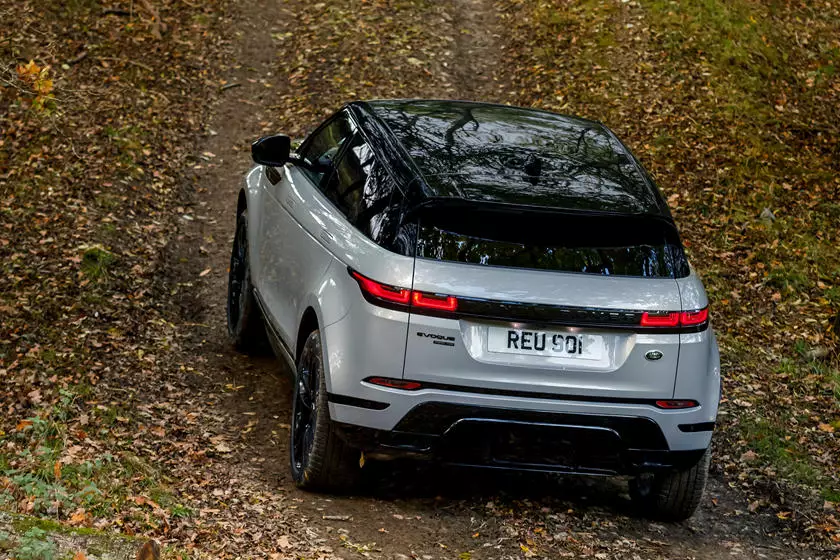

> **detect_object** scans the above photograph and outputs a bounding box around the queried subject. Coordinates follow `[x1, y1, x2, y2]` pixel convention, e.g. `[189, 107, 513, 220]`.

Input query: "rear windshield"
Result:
[415, 207, 689, 278]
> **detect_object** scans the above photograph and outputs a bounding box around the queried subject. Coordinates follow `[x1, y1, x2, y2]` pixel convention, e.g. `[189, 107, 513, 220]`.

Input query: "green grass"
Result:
[10, 527, 57, 560]
[739, 416, 823, 488]
[830, 368, 840, 401]
[80, 246, 116, 281]
[0, 385, 175, 526]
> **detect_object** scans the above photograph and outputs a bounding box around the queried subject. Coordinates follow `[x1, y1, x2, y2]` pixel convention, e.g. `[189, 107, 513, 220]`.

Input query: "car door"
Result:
[257, 112, 355, 349]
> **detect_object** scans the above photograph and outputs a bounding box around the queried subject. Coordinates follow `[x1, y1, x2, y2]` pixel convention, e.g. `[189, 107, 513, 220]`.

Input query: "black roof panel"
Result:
[359, 99, 667, 216]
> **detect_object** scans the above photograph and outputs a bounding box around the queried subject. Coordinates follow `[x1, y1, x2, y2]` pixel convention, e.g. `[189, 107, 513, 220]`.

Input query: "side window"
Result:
[380, 187, 416, 256]
[357, 165, 404, 251]
[321, 133, 375, 219]
[298, 113, 354, 186]
[322, 133, 412, 255]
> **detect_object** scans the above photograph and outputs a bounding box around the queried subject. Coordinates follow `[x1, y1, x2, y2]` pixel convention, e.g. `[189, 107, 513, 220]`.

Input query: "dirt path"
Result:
[164, 0, 827, 558]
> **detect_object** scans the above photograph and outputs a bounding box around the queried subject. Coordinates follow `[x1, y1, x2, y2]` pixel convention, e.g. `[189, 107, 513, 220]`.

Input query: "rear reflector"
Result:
[655, 400, 699, 409]
[366, 377, 423, 391]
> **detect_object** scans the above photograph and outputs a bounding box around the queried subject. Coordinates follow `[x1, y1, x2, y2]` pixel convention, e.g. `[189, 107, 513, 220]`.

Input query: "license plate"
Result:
[487, 327, 605, 360]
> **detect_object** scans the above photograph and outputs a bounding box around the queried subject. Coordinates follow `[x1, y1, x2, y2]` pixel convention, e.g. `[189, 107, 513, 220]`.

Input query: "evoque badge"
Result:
[645, 350, 664, 361]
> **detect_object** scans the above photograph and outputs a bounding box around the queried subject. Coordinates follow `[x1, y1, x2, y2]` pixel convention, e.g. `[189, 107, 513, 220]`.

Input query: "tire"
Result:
[290, 330, 360, 491]
[226, 208, 268, 353]
[629, 448, 711, 521]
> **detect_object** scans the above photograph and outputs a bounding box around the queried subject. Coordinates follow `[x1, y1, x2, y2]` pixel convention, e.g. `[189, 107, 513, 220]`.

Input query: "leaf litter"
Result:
[1, 0, 838, 558]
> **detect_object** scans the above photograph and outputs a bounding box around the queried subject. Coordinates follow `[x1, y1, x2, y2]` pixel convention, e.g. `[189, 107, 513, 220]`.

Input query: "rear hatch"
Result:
[402, 204, 688, 400]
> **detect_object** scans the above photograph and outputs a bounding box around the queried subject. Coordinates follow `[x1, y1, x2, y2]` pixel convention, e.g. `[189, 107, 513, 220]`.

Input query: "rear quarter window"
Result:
[323, 134, 415, 256]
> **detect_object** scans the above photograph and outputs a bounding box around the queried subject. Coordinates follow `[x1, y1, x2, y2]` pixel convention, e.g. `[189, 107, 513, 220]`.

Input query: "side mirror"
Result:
[251, 135, 291, 167]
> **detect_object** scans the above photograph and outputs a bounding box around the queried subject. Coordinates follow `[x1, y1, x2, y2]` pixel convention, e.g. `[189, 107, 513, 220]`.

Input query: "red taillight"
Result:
[350, 271, 410, 305]
[640, 307, 709, 329]
[412, 291, 458, 312]
[640, 311, 680, 327]
[350, 270, 457, 313]
[366, 377, 423, 390]
[655, 399, 699, 409]
[680, 308, 709, 326]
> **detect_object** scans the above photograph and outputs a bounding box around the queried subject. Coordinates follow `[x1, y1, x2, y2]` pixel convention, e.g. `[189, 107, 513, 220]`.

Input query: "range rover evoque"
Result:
[227, 99, 720, 520]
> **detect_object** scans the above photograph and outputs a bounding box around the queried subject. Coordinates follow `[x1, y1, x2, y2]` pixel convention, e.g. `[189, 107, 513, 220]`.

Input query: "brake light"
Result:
[412, 291, 458, 312]
[350, 270, 458, 313]
[366, 377, 423, 390]
[640, 307, 709, 329]
[655, 400, 699, 409]
[350, 271, 410, 305]
[640, 312, 679, 327]
[680, 308, 709, 326]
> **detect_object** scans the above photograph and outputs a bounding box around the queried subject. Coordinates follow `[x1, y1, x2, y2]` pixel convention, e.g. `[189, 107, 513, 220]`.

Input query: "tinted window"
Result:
[299, 113, 354, 186]
[415, 207, 688, 278]
[368, 100, 664, 215]
[323, 134, 412, 254]
[322, 133, 374, 218]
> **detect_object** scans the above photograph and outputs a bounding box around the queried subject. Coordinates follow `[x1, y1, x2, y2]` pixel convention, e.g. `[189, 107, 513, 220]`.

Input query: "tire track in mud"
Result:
[166, 0, 825, 558]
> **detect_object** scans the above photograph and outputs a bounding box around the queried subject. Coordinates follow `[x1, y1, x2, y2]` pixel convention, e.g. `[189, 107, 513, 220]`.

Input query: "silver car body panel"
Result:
[246, 164, 414, 392]
[243, 146, 720, 459]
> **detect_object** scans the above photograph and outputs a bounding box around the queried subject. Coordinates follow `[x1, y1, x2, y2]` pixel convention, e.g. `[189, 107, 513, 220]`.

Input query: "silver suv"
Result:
[227, 100, 720, 520]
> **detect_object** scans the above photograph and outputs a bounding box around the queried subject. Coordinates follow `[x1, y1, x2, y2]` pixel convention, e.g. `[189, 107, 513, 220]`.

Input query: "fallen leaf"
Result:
[131, 496, 161, 509]
[69, 509, 90, 526]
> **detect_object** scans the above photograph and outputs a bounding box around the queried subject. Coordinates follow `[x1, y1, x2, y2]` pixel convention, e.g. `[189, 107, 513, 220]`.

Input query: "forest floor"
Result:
[1, 0, 838, 558]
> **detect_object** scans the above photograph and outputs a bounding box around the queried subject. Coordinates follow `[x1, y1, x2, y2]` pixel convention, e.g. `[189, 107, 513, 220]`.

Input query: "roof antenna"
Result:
[524, 154, 542, 185]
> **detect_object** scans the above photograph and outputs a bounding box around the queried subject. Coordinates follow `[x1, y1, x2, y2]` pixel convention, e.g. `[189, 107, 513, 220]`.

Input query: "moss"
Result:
[7, 512, 142, 541]
[80, 246, 116, 281]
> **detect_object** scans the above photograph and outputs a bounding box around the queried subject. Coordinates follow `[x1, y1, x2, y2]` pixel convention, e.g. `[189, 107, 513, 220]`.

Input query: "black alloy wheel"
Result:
[290, 330, 360, 490]
[291, 339, 319, 476]
[226, 209, 267, 352]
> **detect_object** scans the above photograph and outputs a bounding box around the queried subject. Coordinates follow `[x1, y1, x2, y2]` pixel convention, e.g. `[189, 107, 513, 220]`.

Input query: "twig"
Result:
[97, 57, 154, 73]
[137, 0, 167, 39]
[101, 8, 132, 16]
[66, 51, 88, 65]
[220, 83, 241, 92]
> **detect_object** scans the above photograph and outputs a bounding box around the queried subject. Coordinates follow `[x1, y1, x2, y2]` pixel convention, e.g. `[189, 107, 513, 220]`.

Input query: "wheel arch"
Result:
[296, 307, 320, 363]
[237, 188, 247, 216]
[240, 166, 268, 292]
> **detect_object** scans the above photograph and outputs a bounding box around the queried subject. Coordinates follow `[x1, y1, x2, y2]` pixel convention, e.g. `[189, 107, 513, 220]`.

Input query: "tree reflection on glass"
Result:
[372, 100, 663, 214]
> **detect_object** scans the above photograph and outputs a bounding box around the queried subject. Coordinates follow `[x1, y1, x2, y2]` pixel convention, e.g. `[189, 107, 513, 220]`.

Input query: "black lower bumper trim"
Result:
[335, 423, 706, 474]
[678, 421, 716, 433]
[395, 402, 670, 450]
[327, 392, 390, 410]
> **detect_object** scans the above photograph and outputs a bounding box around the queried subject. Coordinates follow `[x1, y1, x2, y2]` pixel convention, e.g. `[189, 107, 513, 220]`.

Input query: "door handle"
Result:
[319, 229, 335, 245]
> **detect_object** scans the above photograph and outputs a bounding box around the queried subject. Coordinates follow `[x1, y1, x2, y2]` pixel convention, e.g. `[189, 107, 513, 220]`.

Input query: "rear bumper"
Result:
[334, 401, 708, 475]
[328, 381, 717, 452]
